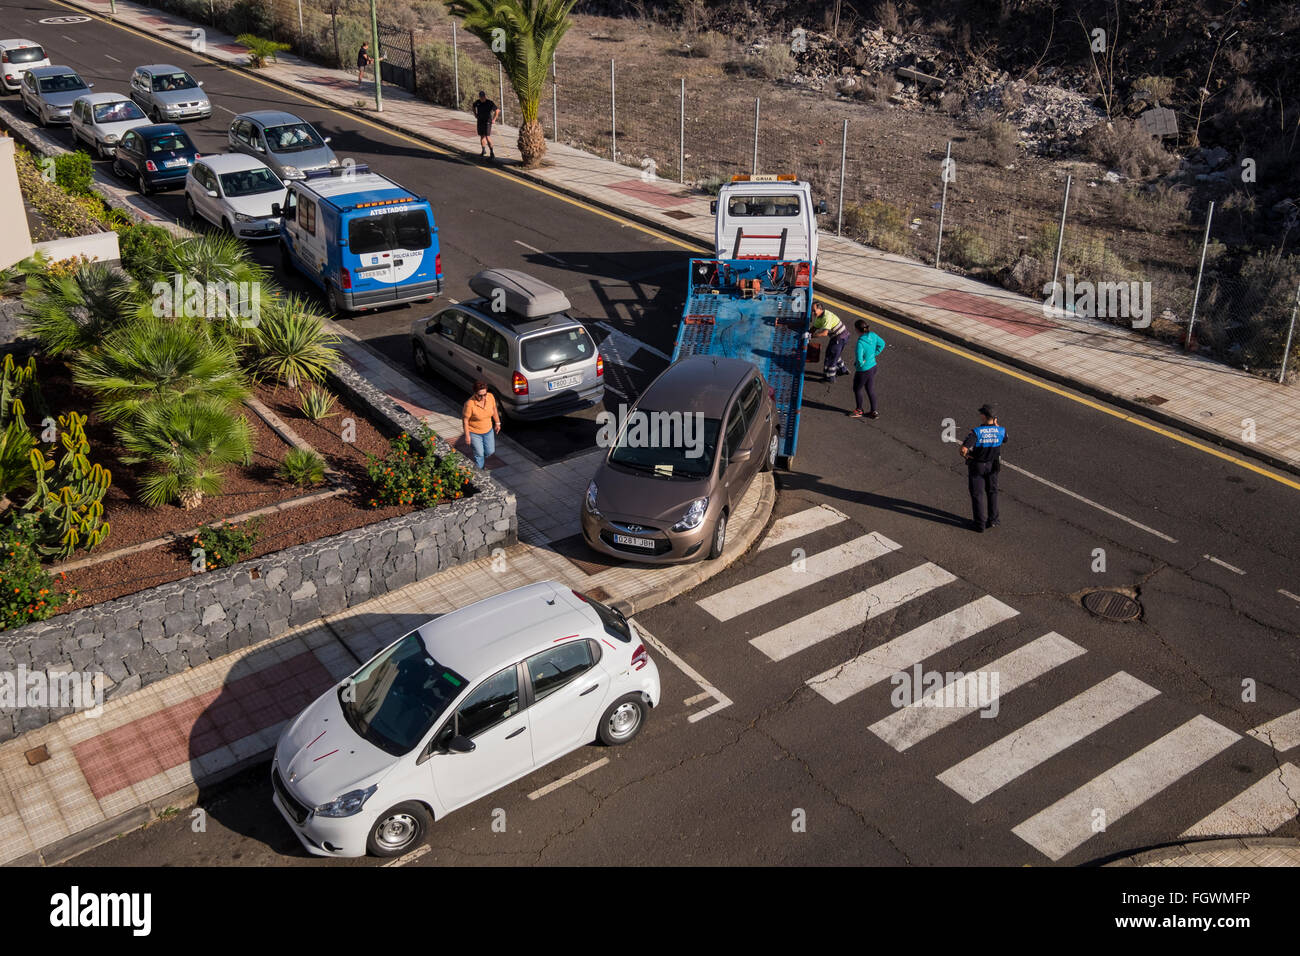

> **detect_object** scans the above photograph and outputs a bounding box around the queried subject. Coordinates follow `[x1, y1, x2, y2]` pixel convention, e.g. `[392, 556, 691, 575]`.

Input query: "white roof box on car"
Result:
[468, 269, 571, 318]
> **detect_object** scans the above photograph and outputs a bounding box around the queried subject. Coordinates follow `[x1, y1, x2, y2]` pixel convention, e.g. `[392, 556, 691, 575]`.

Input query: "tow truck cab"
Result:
[711, 174, 828, 273]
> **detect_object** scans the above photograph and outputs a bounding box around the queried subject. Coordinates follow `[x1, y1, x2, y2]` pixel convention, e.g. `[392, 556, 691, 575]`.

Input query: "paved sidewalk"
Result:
[60, 0, 1300, 476]
[1105, 837, 1300, 867]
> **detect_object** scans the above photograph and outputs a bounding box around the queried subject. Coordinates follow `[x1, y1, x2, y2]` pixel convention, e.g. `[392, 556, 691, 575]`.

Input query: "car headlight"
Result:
[327, 158, 340, 168]
[234, 213, 258, 223]
[584, 480, 600, 516]
[281, 165, 303, 179]
[105, 133, 119, 143]
[314, 785, 378, 818]
[671, 497, 709, 532]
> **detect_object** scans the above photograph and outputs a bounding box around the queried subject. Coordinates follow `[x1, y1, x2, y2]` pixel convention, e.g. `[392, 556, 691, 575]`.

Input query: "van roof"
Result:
[298, 170, 418, 208]
[415, 581, 597, 678]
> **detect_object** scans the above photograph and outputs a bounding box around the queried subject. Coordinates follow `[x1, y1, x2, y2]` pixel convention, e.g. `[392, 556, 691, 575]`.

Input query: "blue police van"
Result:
[274, 165, 442, 315]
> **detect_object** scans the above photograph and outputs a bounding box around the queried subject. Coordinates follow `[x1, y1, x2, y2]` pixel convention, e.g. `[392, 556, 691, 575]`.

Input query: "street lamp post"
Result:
[369, 0, 383, 112]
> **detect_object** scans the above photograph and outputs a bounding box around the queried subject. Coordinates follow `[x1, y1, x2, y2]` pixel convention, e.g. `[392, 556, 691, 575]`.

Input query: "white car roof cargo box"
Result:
[469, 269, 571, 318]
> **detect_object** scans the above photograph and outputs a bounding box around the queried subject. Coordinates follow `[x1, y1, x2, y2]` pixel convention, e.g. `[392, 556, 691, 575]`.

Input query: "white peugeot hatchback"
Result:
[271, 581, 661, 858]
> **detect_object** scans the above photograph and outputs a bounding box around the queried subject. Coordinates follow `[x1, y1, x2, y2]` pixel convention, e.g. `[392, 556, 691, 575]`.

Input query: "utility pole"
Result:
[369, 0, 383, 112]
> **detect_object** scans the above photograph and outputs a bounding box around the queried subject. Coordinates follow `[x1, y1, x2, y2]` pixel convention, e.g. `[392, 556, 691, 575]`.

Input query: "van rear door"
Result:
[716, 188, 812, 262]
[346, 205, 434, 303]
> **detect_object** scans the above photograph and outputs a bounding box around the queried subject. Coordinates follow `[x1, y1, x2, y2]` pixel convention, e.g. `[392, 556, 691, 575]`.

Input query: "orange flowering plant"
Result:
[363, 428, 473, 509]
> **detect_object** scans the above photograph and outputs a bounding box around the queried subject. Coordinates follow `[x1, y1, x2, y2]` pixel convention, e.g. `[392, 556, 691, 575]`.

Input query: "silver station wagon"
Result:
[129, 64, 211, 122]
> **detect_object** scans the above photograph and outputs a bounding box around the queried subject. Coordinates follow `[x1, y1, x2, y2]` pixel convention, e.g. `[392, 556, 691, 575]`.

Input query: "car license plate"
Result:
[547, 374, 582, 391]
[613, 533, 655, 549]
[164, 158, 188, 168]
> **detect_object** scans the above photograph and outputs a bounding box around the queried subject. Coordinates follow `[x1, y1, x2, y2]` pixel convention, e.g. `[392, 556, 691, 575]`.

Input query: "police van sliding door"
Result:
[347, 206, 432, 302]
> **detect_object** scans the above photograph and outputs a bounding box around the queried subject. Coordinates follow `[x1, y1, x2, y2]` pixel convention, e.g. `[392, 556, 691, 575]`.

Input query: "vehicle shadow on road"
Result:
[780, 470, 969, 529]
[188, 611, 431, 861]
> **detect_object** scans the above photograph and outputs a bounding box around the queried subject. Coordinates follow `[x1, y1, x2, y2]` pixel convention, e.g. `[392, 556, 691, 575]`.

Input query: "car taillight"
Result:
[193, 153, 201, 159]
[512, 371, 527, 395]
[144, 160, 157, 172]
[596, 353, 604, 377]
[435, 252, 441, 276]
[631, 643, 648, 671]
[340, 267, 352, 290]
[768, 385, 775, 401]
[571, 590, 589, 603]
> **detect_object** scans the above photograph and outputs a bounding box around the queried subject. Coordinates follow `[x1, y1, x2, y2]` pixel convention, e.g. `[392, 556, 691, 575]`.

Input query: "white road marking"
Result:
[215, 105, 236, 115]
[1279, 589, 1300, 605]
[104, 54, 121, 63]
[601, 382, 628, 400]
[382, 844, 431, 867]
[1203, 554, 1246, 575]
[699, 532, 900, 622]
[756, 504, 847, 553]
[1247, 707, 1300, 752]
[513, 239, 566, 266]
[62, 34, 78, 43]
[1011, 715, 1240, 861]
[868, 631, 1086, 751]
[1001, 462, 1178, 543]
[938, 672, 1160, 803]
[635, 623, 732, 722]
[527, 757, 609, 800]
[1181, 762, 1300, 837]
[805, 594, 1019, 702]
[683, 692, 711, 706]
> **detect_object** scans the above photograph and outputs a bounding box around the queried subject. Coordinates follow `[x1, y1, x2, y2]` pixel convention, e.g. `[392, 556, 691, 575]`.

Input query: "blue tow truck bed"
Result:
[672, 257, 813, 467]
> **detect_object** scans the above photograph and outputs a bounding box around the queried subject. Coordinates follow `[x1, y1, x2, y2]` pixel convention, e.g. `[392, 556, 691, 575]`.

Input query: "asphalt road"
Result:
[7, 0, 1298, 867]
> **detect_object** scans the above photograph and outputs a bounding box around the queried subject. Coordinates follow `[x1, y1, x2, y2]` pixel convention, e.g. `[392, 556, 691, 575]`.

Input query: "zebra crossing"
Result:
[694, 504, 1300, 861]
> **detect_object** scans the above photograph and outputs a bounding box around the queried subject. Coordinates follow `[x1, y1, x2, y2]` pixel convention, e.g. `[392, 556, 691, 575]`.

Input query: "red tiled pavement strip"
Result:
[431, 119, 479, 137]
[605, 178, 694, 208]
[72, 653, 334, 800]
[921, 290, 1057, 338]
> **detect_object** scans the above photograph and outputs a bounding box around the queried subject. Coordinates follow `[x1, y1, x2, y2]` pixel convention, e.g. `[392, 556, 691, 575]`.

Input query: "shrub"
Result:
[118, 397, 253, 509]
[299, 386, 337, 421]
[726, 45, 793, 79]
[943, 228, 994, 270]
[54, 151, 95, 197]
[23, 410, 112, 559]
[364, 429, 474, 509]
[279, 447, 326, 487]
[21, 260, 138, 357]
[842, 199, 912, 255]
[115, 223, 176, 285]
[0, 514, 73, 630]
[12, 146, 108, 238]
[236, 34, 290, 68]
[248, 296, 340, 388]
[190, 518, 261, 571]
[978, 118, 1020, 166]
[682, 31, 725, 58]
[1084, 119, 1177, 179]
[415, 40, 496, 112]
[1131, 75, 1174, 106]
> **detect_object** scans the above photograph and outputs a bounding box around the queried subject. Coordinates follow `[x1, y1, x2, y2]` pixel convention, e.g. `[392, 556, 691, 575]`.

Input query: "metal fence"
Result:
[139, 0, 1300, 383]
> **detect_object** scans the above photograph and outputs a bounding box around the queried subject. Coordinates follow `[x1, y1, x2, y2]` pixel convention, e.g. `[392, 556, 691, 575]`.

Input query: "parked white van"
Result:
[271, 581, 660, 857]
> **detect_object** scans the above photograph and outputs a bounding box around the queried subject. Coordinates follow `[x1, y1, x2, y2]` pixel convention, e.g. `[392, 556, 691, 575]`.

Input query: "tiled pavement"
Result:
[1107, 838, 1300, 867]
[66, 0, 1300, 476]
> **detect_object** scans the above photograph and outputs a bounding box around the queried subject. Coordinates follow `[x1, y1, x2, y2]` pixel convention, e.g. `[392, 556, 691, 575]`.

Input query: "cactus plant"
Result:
[24, 411, 111, 558]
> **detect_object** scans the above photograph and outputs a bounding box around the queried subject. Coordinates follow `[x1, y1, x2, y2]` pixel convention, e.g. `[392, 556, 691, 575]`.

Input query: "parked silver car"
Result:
[129, 64, 211, 122]
[410, 270, 605, 421]
[19, 65, 93, 125]
[227, 110, 337, 181]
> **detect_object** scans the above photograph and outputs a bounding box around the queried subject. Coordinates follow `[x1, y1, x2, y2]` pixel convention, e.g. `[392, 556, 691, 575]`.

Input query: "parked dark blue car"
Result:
[110, 123, 200, 195]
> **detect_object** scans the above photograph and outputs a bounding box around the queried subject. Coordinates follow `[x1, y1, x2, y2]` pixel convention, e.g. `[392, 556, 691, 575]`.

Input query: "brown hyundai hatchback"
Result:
[580, 355, 777, 563]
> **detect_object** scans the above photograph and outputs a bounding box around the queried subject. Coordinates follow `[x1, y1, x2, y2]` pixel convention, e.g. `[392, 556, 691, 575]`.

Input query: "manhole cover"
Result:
[1082, 589, 1142, 621]
[663, 210, 694, 220]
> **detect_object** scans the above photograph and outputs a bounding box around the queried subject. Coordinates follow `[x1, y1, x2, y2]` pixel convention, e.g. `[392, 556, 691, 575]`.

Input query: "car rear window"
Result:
[348, 208, 431, 255]
[727, 195, 800, 217]
[7, 47, 46, 64]
[147, 133, 193, 153]
[521, 327, 593, 372]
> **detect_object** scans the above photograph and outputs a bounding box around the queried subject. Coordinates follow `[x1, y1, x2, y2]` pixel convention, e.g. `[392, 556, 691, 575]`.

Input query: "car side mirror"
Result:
[87, 82, 95, 88]
[197, 80, 204, 87]
[732, 448, 752, 464]
[323, 136, 332, 144]
[447, 734, 476, 754]
[206, 189, 218, 198]
[710, 200, 718, 215]
[256, 143, 265, 153]
[271, 202, 281, 217]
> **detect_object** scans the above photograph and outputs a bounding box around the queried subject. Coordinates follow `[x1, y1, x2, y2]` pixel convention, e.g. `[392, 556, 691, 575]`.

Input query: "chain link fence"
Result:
[134, 0, 1300, 383]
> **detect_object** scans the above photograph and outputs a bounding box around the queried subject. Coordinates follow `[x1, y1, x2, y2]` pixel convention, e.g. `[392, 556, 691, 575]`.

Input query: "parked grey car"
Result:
[129, 64, 211, 122]
[228, 110, 337, 181]
[19, 65, 92, 125]
[70, 92, 150, 158]
[409, 270, 605, 421]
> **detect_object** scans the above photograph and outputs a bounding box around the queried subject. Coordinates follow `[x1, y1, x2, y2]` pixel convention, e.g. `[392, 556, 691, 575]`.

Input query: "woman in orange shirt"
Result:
[462, 380, 501, 469]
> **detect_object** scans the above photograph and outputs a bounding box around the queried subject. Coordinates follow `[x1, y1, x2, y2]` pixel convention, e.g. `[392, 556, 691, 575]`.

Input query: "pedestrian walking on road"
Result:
[960, 404, 1006, 532]
[357, 42, 374, 86]
[462, 380, 501, 469]
[848, 319, 886, 419]
[473, 90, 500, 159]
[809, 302, 851, 380]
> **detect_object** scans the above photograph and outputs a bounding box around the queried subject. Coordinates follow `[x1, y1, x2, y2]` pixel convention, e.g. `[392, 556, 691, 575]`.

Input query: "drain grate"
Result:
[1082, 589, 1142, 621]
[663, 210, 694, 220]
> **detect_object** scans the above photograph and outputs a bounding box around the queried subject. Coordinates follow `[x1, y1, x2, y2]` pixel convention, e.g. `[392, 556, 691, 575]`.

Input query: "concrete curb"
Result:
[1100, 836, 1300, 867]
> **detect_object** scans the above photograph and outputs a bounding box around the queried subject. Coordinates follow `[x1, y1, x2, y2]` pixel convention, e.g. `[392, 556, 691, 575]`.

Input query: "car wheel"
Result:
[707, 510, 728, 560]
[137, 172, 152, 196]
[761, 428, 779, 472]
[598, 693, 647, 746]
[97, 140, 111, 161]
[185, 193, 199, 221]
[326, 285, 345, 316]
[112, 156, 126, 179]
[412, 343, 430, 377]
[365, 801, 432, 858]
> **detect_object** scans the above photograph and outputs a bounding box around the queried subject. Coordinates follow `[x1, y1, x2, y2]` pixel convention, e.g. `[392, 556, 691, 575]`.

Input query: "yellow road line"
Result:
[62, 0, 1300, 494]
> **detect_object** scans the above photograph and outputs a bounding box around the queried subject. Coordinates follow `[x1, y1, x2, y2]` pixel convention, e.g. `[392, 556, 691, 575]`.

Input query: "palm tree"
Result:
[21, 261, 139, 357]
[118, 396, 252, 509]
[72, 316, 249, 424]
[248, 294, 341, 389]
[445, 0, 578, 167]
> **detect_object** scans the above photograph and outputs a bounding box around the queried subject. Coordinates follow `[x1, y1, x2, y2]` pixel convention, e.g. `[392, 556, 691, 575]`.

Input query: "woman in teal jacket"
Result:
[849, 319, 886, 419]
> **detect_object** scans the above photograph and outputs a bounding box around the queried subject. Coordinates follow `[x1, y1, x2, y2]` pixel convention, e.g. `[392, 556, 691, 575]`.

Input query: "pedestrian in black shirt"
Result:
[357, 42, 374, 86]
[959, 404, 1006, 532]
[473, 90, 500, 158]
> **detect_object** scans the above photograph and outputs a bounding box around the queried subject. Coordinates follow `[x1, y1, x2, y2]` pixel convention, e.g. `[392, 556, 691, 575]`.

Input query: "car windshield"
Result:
[348, 208, 430, 255]
[608, 410, 722, 479]
[338, 631, 467, 757]
[521, 328, 593, 372]
[38, 73, 86, 93]
[220, 167, 283, 196]
[7, 47, 46, 64]
[151, 72, 197, 92]
[264, 122, 324, 153]
[93, 100, 145, 123]
[148, 133, 191, 153]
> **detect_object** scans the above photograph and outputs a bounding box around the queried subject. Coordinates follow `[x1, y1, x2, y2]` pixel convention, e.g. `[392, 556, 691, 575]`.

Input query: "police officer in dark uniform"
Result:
[960, 404, 1006, 532]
